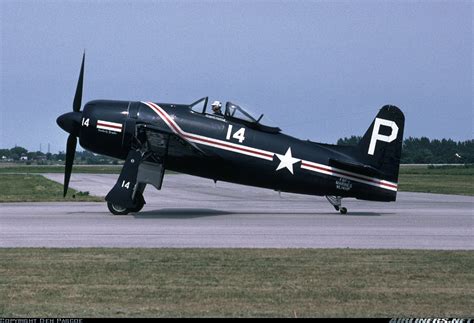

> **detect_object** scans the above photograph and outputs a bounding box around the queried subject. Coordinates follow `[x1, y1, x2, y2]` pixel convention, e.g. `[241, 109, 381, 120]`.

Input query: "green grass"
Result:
[0, 249, 472, 317]
[400, 164, 474, 175]
[398, 165, 474, 195]
[0, 174, 102, 202]
[0, 165, 121, 174]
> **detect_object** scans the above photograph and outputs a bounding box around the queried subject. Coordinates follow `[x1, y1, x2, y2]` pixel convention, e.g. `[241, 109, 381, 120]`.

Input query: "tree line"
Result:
[336, 136, 474, 164]
[0, 147, 118, 165]
[2, 136, 473, 164]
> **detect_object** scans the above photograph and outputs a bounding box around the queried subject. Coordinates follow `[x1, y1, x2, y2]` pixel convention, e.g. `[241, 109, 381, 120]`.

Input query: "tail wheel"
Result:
[107, 202, 130, 215]
[339, 207, 348, 215]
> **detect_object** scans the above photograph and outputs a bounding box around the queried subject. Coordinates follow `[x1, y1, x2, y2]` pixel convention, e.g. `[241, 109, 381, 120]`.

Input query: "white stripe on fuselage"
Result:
[141, 101, 398, 191]
[97, 120, 122, 133]
[142, 101, 274, 160]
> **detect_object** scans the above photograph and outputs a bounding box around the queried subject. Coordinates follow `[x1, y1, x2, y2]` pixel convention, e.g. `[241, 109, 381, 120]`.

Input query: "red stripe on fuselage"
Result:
[146, 101, 274, 159]
[142, 101, 397, 190]
[301, 162, 398, 189]
[97, 122, 122, 130]
[147, 102, 182, 135]
[184, 133, 274, 159]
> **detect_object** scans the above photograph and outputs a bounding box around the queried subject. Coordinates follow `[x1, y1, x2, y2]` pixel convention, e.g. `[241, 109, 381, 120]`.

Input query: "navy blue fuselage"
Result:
[77, 99, 403, 202]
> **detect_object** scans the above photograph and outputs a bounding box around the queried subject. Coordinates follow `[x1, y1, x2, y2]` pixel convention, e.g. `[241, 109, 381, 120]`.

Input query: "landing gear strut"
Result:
[325, 196, 347, 214]
[105, 127, 169, 216]
[105, 150, 148, 215]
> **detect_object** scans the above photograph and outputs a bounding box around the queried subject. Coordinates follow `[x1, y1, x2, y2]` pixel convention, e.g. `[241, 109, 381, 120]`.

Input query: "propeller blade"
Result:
[72, 52, 85, 112]
[63, 134, 77, 197]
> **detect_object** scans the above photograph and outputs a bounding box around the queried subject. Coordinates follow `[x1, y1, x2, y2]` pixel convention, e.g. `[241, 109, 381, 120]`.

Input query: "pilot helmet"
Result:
[211, 100, 222, 110]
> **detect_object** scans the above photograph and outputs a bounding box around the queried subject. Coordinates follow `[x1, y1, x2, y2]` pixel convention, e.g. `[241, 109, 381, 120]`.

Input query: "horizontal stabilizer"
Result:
[329, 158, 384, 178]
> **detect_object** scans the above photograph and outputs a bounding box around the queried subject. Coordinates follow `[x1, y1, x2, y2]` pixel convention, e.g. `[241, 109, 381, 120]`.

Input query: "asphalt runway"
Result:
[1, 173, 472, 249]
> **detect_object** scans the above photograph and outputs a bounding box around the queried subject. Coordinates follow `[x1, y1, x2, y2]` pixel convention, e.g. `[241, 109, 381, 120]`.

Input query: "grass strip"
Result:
[0, 174, 102, 202]
[0, 248, 472, 317]
[0, 165, 121, 174]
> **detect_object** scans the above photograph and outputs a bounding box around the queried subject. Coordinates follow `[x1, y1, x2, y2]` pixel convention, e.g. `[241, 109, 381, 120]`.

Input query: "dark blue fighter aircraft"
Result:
[57, 54, 405, 215]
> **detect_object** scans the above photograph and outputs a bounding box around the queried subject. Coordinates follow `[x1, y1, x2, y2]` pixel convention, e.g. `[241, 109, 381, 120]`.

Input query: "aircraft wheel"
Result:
[339, 207, 347, 215]
[107, 202, 130, 215]
[129, 200, 145, 213]
[129, 192, 145, 213]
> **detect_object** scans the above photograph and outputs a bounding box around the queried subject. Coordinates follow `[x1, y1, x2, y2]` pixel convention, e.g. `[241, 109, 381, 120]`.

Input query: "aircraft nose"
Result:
[57, 111, 82, 134]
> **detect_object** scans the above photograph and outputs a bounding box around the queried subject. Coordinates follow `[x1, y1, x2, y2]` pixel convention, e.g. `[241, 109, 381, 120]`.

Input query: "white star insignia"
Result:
[275, 147, 300, 174]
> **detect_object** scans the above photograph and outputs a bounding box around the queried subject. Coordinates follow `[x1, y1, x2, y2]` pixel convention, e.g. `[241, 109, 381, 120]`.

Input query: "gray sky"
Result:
[1, 0, 472, 153]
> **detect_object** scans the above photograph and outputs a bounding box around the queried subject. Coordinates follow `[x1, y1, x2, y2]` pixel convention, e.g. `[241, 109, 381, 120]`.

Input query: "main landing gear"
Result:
[105, 147, 165, 215]
[107, 192, 145, 215]
[325, 196, 347, 214]
[105, 150, 145, 215]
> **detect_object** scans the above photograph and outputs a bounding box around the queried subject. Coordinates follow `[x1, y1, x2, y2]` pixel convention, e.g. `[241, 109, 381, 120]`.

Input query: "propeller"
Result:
[57, 52, 85, 197]
[73, 52, 85, 113]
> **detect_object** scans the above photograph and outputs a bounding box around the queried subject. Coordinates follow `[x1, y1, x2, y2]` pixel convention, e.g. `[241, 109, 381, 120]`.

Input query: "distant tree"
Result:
[57, 152, 66, 161]
[337, 136, 362, 146]
[9, 146, 28, 160]
[10, 146, 28, 155]
[0, 149, 10, 158]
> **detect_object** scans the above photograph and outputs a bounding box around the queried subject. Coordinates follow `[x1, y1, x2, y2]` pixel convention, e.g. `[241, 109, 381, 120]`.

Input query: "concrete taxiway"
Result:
[0, 173, 472, 249]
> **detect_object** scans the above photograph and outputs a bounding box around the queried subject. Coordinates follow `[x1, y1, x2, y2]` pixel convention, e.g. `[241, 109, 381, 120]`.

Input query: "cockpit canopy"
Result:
[189, 97, 281, 133]
[224, 102, 262, 123]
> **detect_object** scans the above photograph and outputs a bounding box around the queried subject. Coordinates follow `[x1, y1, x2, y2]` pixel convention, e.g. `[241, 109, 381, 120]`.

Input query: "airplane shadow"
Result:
[346, 212, 392, 216]
[134, 208, 389, 219]
[134, 208, 232, 219]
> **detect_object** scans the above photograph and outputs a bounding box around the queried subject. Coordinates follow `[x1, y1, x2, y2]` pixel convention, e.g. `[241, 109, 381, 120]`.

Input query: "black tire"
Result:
[129, 192, 145, 213]
[340, 207, 347, 215]
[107, 202, 130, 215]
[129, 200, 145, 213]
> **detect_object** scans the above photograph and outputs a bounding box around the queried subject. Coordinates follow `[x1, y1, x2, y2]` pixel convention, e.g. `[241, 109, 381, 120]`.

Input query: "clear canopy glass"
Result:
[225, 102, 263, 124]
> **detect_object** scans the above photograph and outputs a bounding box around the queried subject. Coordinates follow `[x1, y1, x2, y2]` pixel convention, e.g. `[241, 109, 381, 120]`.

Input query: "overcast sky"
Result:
[1, 0, 472, 153]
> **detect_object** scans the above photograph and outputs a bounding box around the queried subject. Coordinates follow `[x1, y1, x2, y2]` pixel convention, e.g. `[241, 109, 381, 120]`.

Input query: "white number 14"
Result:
[226, 125, 246, 143]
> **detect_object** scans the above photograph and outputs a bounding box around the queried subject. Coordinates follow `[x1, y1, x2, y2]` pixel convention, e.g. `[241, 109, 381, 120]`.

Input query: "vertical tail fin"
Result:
[357, 105, 405, 183]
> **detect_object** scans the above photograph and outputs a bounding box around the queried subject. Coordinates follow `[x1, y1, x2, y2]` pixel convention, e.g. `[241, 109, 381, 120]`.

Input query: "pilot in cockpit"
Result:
[211, 100, 222, 115]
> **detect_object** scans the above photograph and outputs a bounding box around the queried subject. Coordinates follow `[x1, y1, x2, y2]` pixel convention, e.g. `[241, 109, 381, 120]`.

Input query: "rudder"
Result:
[357, 105, 405, 183]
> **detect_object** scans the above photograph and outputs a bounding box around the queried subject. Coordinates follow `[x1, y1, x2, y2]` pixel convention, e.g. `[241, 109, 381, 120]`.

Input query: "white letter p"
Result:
[368, 118, 399, 155]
